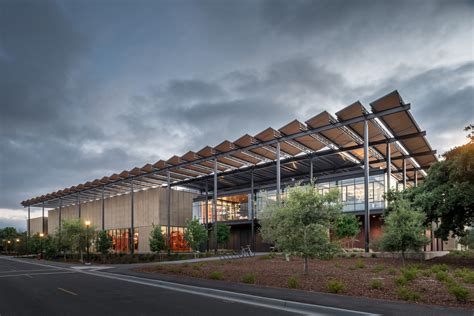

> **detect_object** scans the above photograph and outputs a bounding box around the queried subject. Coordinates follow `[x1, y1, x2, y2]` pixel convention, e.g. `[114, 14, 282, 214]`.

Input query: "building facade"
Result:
[23, 91, 453, 253]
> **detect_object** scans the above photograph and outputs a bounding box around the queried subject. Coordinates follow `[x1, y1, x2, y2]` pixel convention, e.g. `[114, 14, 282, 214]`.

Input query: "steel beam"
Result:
[363, 120, 370, 253]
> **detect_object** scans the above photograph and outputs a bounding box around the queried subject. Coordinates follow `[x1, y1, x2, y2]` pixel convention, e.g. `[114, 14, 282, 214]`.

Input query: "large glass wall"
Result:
[107, 228, 138, 253]
[193, 195, 249, 224]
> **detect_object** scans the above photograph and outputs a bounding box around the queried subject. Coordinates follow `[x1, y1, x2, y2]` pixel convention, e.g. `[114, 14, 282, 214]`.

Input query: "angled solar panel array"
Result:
[21, 90, 437, 208]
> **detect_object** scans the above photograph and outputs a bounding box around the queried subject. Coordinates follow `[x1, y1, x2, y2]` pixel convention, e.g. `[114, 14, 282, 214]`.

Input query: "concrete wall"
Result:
[28, 217, 47, 236]
[46, 187, 196, 253]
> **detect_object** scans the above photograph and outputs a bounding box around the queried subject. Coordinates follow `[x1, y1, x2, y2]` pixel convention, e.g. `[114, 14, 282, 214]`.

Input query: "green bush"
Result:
[355, 259, 365, 269]
[436, 271, 449, 282]
[387, 267, 397, 275]
[453, 268, 470, 278]
[431, 264, 449, 274]
[372, 264, 385, 273]
[396, 287, 421, 301]
[448, 284, 470, 302]
[403, 268, 418, 281]
[463, 271, 474, 284]
[395, 276, 408, 286]
[209, 271, 224, 280]
[241, 273, 256, 284]
[420, 269, 432, 277]
[327, 279, 345, 293]
[370, 279, 383, 289]
[287, 276, 300, 289]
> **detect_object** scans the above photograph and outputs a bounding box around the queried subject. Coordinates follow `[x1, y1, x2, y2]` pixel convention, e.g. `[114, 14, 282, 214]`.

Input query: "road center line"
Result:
[57, 287, 78, 296]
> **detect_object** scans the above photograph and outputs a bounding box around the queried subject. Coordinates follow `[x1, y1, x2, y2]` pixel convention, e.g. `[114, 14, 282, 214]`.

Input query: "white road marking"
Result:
[0, 271, 76, 278]
[0, 269, 57, 274]
[57, 287, 78, 296]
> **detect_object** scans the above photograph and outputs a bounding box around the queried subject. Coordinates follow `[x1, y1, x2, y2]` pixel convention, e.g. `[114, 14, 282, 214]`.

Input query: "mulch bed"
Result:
[137, 255, 474, 309]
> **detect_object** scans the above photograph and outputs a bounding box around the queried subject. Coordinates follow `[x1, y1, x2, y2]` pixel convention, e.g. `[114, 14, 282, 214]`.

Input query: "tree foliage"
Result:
[149, 226, 166, 253]
[459, 229, 474, 249]
[335, 214, 360, 248]
[216, 223, 230, 248]
[184, 219, 208, 253]
[260, 184, 342, 274]
[380, 198, 430, 265]
[96, 230, 112, 255]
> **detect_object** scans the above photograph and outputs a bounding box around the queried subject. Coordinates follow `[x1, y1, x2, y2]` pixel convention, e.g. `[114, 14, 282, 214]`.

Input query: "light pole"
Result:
[7, 240, 11, 254]
[39, 233, 44, 259]
[85, 221, 91, 264]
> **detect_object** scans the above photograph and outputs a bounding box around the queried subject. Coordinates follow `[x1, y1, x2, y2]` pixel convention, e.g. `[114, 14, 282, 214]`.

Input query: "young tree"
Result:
[28, 233, 43, 254]
[260, 184, 342, 274]
[96, 230, 112, 256]
[459, 229, 474, 250]
[149, 226, 166, 254]
[380, 198, 430, 266]
[184, 219, 208, 257]
[216, 223, 230, 249]
[335, 214, 360, 249]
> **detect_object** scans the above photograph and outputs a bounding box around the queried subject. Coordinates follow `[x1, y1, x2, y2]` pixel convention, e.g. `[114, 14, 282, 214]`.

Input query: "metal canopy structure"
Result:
[22, 90, 437, 210]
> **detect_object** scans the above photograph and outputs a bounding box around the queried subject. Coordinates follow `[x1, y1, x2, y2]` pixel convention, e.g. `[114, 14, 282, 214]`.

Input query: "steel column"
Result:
[414, 170, 418, 187]
[363, 120, 370, 253]
[250, 170, 255, 251]
[386, 142, 391, 192]
[167, 171, 171, 255]
[276, 142, 281, 203]
[101, 185, 105, 231]
[213, 158, 218, 252]
[42, 202, 45, 234]
[59, 198, 62, 232]
[77, 193, 81, 219]
[205, 182, 209, 251]
[310, 157, 314, 184]
[403, 162, 407, 189]
[27, 206, 30, 239]
[130, 181, 134, 255]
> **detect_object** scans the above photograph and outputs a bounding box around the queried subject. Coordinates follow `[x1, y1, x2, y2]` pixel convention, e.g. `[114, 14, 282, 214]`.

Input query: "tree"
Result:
[59, 220, 94, 261]
[28, 233, 43, 254]
[335, 214, 360, 249]
[216, 223, 230, 249]
[260, 184, 342, 274]
[410, 140, 474, 240]
[379, 198, 430, 266]
[96, 230, 112, 256]
[459, 229, 474, 250]
[149, 226, 166, 254]
[184, 219, 208, 257]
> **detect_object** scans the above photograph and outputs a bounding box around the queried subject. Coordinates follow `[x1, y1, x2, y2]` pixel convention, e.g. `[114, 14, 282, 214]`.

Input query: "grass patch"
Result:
[355, 259, 365, 269]
[209, 271, 224, 280]
[370, 279, 384, 289]
[431, 264, 449, 274]
[241, 273, 256, 284]
[402, 268, 418, 281]
[420, 269, 432, 277]
[395, 276, 408, 286]
[387, 267, 397, 275]
[395, 287, 421, 301]
[287, 276, 300, 289]
[436, 271, 449, 282]
[327, 279, 345, 293]
[453, 268, 470, 278]
[258, 253, 275, 260]
[448, 284, 470, 302]
[334, 262, 342, 269]
[372, 264, 385, 273]
[168, 266, 183, 273]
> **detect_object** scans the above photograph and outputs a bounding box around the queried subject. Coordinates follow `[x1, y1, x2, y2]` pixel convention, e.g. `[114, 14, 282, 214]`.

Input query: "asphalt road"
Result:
[0, 256, 300, 316]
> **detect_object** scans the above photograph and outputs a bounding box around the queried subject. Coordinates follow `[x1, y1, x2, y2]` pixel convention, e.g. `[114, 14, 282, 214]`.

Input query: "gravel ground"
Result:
[137, 255, 474, 309]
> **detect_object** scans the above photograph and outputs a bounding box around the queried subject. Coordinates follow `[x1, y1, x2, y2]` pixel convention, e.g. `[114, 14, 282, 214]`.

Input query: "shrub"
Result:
[453, 268, 470, 278]
[395, 276, 408, 286]
[421, 269, 432, 277]
[403, 268, 418, 281]
[431, 264, 448, 274]
[372, 264, 385, 273]
[436, 271, 449, 282]
[241, 273, 256, 284]
[387, 267, 397, 275]
[370, 279, 383, 289]
[396, 287, 421, 301]
[448, 284, 470, 302]
[209, 271, 224, 280]
[463, 271, 474, 284]
[287, 276, 300, 289]
[327, 279, 345, 293]
[355, 259, 365, 269]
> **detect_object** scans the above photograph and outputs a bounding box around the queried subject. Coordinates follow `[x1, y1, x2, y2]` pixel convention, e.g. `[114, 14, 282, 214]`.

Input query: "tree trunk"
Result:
[303, 256, 309, 274]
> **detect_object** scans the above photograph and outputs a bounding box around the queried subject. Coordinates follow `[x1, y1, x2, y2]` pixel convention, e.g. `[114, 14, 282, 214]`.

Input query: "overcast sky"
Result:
[1, 0, 473, 230]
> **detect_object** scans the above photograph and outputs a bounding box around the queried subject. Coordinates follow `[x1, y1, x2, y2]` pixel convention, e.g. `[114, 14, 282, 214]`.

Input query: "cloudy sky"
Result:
[1, 0, 473, 230]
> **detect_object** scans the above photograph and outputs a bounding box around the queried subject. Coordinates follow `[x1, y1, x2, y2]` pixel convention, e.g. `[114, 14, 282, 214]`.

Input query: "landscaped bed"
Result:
[136, 254, 474, 309]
